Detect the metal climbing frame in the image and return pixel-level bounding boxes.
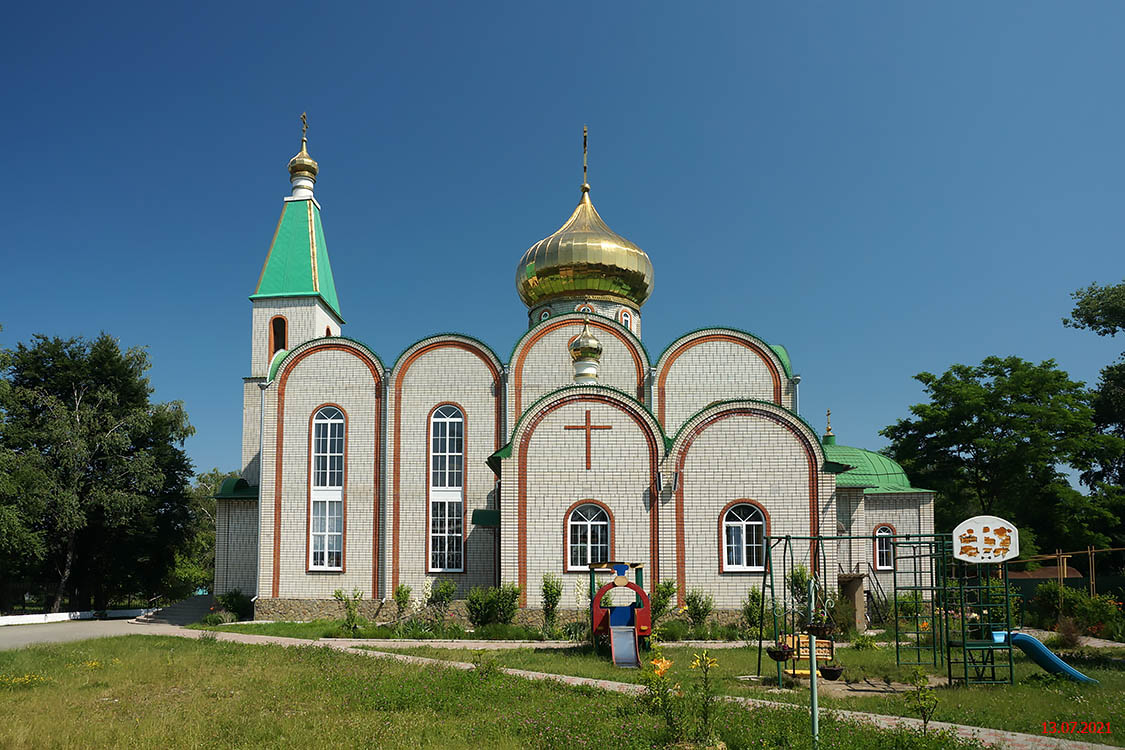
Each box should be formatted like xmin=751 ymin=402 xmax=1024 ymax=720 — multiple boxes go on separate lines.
xmin=944 ymin=559 xmax=1014 ymax=685
xmin=891 ymin=535 xmax=950 ymax=669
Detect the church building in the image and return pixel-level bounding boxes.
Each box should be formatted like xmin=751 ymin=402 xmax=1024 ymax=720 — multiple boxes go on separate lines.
xmin=214 ymin=126 xmax=934 ymax=620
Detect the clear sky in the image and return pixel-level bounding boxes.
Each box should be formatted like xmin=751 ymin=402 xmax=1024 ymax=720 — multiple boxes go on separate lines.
xmin=4 ymin=2 xmax=1122 ymax=476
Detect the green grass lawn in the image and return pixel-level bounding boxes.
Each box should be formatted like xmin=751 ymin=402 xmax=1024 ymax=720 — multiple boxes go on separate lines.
xmin=387 ymin=642 xmax=1125 ymax=745
xmin=0 ymin=636 xmax=993 ymax=749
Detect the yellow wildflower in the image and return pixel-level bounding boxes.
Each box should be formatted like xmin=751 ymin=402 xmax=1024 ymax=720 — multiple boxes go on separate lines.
xmin=650 ymin=657 xmax=672 ymax=676
xmin=689 ymin=651 xmax=720 ymax=670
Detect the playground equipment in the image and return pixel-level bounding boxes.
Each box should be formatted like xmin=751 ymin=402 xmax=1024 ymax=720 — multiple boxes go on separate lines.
xmin=1009 ymin=633 xmax=1098 ymax=683
xmin=589 ymin=562 xmax=650 ymax=668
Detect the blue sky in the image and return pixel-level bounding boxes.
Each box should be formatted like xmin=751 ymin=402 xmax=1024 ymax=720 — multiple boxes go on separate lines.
xmin=3 ymin=2 xmax=1122 ymax=476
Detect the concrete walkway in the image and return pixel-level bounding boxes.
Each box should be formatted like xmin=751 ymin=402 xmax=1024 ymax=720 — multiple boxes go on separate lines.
xmin=1 ymin=622 xmax=1114 ymax=749
xmin=0 ymin=619 xmax=186 ymax=650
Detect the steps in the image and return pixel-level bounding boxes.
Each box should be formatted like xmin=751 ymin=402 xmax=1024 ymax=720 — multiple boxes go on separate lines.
xmin=134 ymin=594 xmax=214 ymax=626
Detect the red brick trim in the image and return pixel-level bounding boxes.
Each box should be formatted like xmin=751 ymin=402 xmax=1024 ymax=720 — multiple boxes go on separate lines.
xmin=873 ymin=523 xmax=897 ymax=571
xmin=512 ymin=318 xmax=646 ymax=417
xmin=517 ymin=393 xmax=660 ymax=606
xmin=563 ymin=499 xmax=616 ymax=573
xmin=674 ymin=407 xmax=819 ymax=606
xmin=269 ymin=315 xmax=288 ymax=358
xmin=656 ymin=334 xmax=783 ymax=427
xmin=273 ymin=344 xmax=381 ymax=599
xmin=717 ymin=499 xmax=770 ymax=574
xmin=425 ymin=401 xmax=469 ymax=575
xmin=392 ymin=341 xmax=502 ymax=592
xmin=306 ymin=403 xmax=348 ymax=573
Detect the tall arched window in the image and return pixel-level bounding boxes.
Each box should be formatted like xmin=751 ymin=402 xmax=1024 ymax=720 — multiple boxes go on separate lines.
xmin=723 ymin=503 xmax=766 ymax=571
xmin=619 ymin=309 xmax=632 ymax=330
xmin=429 ymin=404 xmax=464 ymax=572
xmin=568 ymin=503 xmax=610 ymax=570
xmin=875 ymin=525 xmax=894 ymax=570
xmin=310 ymin=406 xmax=345 ymax=570
xmin=270 ymin=316 xmax=288 ymax=357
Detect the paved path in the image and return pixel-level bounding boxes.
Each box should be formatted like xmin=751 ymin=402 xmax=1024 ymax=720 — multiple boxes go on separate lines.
xmin=0 ymin=619 xmax=186 ymax=650
xmin=1 ymin=622 xmax=1115 ymax=749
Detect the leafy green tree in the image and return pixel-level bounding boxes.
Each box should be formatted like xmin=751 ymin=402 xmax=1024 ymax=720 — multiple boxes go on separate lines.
xmin=163 ymin=468 xmax=239 ymax=600
xmin=1065 ymin=281 xmax=1125 ymax=486
xmin=1 ymin=334 xmax=194 ymax=611
xmin=881 ymin=356 xmax=1121 ymax=553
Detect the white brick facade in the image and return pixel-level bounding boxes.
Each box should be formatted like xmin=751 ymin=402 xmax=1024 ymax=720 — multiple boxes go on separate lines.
xmin=223 ymin=179 xmax=933 ymax=621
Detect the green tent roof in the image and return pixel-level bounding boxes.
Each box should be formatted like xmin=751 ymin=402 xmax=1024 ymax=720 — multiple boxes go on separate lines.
xmin=250 ymin=198 xmax=343 ymax=320
xmin=821 ymin=437 xmax=930 ymax=494
xmin=214 ymin=477 xmax=259 ymax=500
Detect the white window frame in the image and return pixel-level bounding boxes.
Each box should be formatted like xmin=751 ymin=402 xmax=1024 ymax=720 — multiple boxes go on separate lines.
xmin=723 ymin=503 xmax=766 ymax=572
xmin=539 ymin=309 xmax=551 ymax=322
xmin=620 ymin=310 xmax=632 ymax=330
xmin=429 ymin=405 xmax=464 ymax=573
xmin=567 ymin=503 xmax=610 ymax=572
xmin=575 ymin=303 xmax=594 ymax=314
xmin=875 ymin=525 xmax=894 ymax=570
xmin=310 ymin=406 xmax=344 ymax=571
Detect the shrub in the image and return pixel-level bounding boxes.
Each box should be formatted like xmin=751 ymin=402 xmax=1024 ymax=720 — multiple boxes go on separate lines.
xmin=1055 ymin=616 xmax=1082 ymax=649
xmin=333 ymin=588 xmax=365 ymax=636
xmin=465 ymin=584 xmax=522 ymax=627
xmin=1032 ymin=582 xmax=1122 ymax=637
xmin=741 ymin=587 xmax=764 ymax=634
xmin=851 ymin=632 xmax=880 ymax=651
xmin=903 ymin=666 xmax=939 ymax=734
xmin=829 ymin=595 xmax=857 ymax=637
xmin=428 ymin=579 xmax=457 ymax=620
xmin=495 ymin=583 xmax=521 ymax=624
xmin=655 ymin=619 xmax=688 ymax=642
xmin=215 ymin=589 xmax=253 ymax=621
xmin=200 ymin=611 xmax=235 ymax=626
xmin=393 ymin=584 xmax=412 ymax=619
xmin=684 ymin=589 xmax=713 ymax=629
xmin=466 ymin=586 xmax=497 ymax=628
xmin=895 ymin=593 xmax=924 ymax=619
xmin=650 ymin=580 xmax=678 ymax=626
xmin=542 ymin=573 xmax=563 ymax=632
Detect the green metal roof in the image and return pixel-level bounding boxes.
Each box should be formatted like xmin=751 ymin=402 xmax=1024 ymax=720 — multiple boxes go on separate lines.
xmin=768 ymin=344 xmax=792 ymax=378
xmin=471 ymin=509 xmax=500 ymax=527
xmin=214 ymin=477 xmax=258 ymax=500
xmin=250 ymin=199 xmax=343 ymax=321
xmin=820 ymin=437 xmax=930 ymax=494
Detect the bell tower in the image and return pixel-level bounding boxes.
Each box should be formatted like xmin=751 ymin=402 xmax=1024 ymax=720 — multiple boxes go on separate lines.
xmin=248 ymin=114 xmax=344 ymax=378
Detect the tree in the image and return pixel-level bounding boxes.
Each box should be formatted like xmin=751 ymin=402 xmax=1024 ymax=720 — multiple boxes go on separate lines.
xmin=1065 ymin=281 xmax=1125 ymax=486
xmin=163 ymin=468 xmax=239 ymax=599
xmin=881 ymin=356 xmax=1122 ymax=554
xmin=0 ymin=334 xmax=194 ymax=611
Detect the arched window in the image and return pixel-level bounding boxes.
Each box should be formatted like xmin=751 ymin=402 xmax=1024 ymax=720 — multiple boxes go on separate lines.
xmin=310 ymin=406 xmax=345 ymax=570
xmin=325 ymin=326 xmax=332 ymax=337
xmin=575 ymin=303 xmax=594 ymax=314
xmin=539 ymin=309 xmax=551 ymax=322
xmin=619 ymin=309 xmax=632 ymax=330
xmin=568 ymin=503 xmax=610 ymax=570
xmin=270 ymin=316 xmax=288 ymax=357
xmin=875 ymin=525 xmax=894 ymax=570
xmin=429 ymin=404 xmax=464 ymax=572
xmin=723 ymin=503 xmax=766 ymax=571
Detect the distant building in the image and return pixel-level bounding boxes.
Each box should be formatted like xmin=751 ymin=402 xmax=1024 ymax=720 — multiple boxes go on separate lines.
xmin=214 ymin=127 xmax=934 ymax=619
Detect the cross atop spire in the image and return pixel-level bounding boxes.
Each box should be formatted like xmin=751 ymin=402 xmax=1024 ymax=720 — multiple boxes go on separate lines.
xmin=582 ymin=125 xmax=589 ymax=193
xmin=301 ymin=111 xmax=309 ymax=141
xmin=825 ymin=409 xmax=834 ymax=436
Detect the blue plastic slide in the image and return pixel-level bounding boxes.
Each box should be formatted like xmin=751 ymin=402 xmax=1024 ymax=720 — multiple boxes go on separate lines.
xmin=1009 ymin=632 xmax=1098 ymax=683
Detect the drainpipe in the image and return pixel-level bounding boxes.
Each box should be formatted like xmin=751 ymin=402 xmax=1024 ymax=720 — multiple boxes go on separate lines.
xmin=791 ymin=375 xmax=802 ymax=415
xmin=255 ymin=379 xmax=272 ymax=600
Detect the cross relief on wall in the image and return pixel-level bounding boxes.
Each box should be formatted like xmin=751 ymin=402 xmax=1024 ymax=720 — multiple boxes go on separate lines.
xmin=563 ymin=409 xmax=613 ymax=470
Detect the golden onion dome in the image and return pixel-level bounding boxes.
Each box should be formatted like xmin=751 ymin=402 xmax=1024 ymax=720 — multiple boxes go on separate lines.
xmin=569 ymin=318 xmax=603 ymax=362
xmin=288 ymin=135 xmax=319 ymax=183
xmin=517 ymin=184 xmax=654 ymax=308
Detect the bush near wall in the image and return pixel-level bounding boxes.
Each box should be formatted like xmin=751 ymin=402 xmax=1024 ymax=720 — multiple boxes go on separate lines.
xmin=1030 ymin=581 xmax=1124 ymax=641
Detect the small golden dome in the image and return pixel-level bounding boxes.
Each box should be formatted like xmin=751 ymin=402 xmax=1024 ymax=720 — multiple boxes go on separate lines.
xmin=569 ymin=318 xmax=603 ymax=362
xmin=288 ymin=136 xmax=319 ymax=182
xmin=517 ymin=185 xmax=654 ymax=308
